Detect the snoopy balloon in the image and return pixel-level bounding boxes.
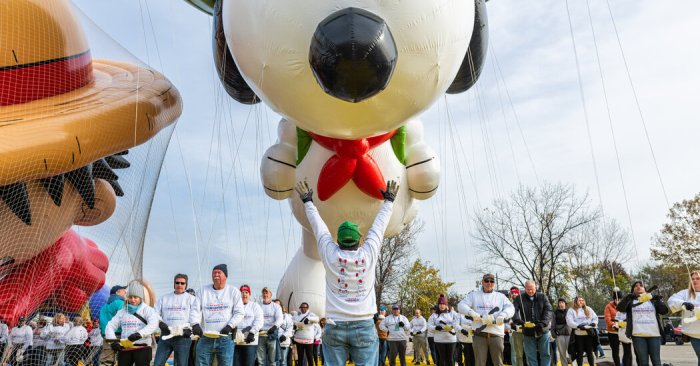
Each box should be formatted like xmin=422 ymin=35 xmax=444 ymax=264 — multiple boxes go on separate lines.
xmin=187 ymin=0 xmax=488 ymax=315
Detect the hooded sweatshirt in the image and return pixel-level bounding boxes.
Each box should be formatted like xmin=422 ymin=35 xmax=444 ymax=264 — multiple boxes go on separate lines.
xmin=428 ymin=310 xmax=461 ymax=343
xmin=458 ymin=290 xmax=515 ymax=336
xmin=100 ymin=294 xmax=125 ymax=335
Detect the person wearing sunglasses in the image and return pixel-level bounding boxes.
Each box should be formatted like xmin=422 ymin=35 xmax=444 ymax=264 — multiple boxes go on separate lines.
xmin=153 ymin=274 xmax=201 ymax=366
xmin=458 ymin=273 xmax=514 ymax=366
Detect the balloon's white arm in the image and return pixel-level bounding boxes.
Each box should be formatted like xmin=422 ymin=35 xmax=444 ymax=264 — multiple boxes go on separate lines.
xmin=261 ymin=119 xmax=297 ymax=200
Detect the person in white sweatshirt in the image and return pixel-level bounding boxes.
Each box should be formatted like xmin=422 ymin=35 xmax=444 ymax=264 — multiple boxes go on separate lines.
xmin=9 ymin=317 xmax=32 ymax=365
xmin=42 ymin=313 xmax=70 ymax=366
xmin=379 ymin=305 xmax=410 ymax=366
xmin=233 ymin=285 xmax=264 ymax=366
xmin=0 ymin=319 xmax=8 ymax=358
xmin=295 ymin=179 xmax=398 ymax=366
xmin=457 ymin=313 xmax=474 ymax=366
xmin=410 ymin=309 xmax=429 ymax=364
xmin=565 ymin=296 xmax=598 ymax=366
xmin=194 ymin=264 xmax=245 ymax=366
xmin=257 ymin=287 xmax=283 ymax=366
xmin=429 ymin=295 xmax=461 ymax=366
xmin=153 ymin=273 xmax=200 ymax=366
xmin=63 ymin=316 xmax=88 ymax=366
xmin=668 ymin=270 xmax=700 ymax=364
xmin=292 ymin=302 xmax=320 ymax=366
xmin=87 ymin=320 xmax=104 ymax=366
xmin=274 ymin=299 xmax=294 ymax=366
xmin=106 ymin=279 xmax=159 ymax=366
xmin=457 ymin=274 xmax=515 ymax=366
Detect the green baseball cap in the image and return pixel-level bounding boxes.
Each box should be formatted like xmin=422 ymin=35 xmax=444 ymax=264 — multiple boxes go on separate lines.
xmin=337 ymin=221 xmax=361 ymax=247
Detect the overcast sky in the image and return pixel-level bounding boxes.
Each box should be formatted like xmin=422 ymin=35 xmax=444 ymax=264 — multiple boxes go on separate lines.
xmin=72 ymin=0 xmax=700 ymax=298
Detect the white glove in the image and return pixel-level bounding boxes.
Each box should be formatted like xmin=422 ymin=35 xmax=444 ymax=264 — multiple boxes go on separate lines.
xmin=496 ymin=316 xmax=505 ymax=326
xmin=468 ymin=311 xmax=481 ymax=322
xmin=484 ymin=315 xmax=494 ymax=325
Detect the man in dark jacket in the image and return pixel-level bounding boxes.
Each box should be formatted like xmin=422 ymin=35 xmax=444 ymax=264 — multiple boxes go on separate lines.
xmin=512 ymin=280 xmax=553 ymax=366
xmin=617 ymin=281 xmax=669 ymax=366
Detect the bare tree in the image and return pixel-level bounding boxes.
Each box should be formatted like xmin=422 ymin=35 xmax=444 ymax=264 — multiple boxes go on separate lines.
xmin=473 ymin=183 xmax=600 ymax=300
xmin=375 ymin=220 xmax=424 ymax=305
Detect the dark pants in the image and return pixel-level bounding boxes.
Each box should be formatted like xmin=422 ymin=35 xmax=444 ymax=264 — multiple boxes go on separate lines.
xmin=234 ymin=345 xmax=258 ymax=366
xmin=387 ymin=340 xmax=406 ymax=366
xmin=65 ymin=345 xmax=87 ymax=366
xmin=117 ymin=347 xmax=152 ymax=366
xmin=295 ymin=342 xmax=314 ymax=366
xmin=312 ymin=344 xmax=320 ymax=366
xmin=632 ymin=336 xmax=662 ymax=366
xmin=428 ymin=337 xmax=437 ymax=364
xmin=457 ymin=342 xmax=474 ymax=366
xmin=608 ymin=333 xmax=621 ymax=366
xmin=573 ymin=335 xmax=594 ymax=366
xmin=621 ymin=341 xmax=632 ymax=366
xmin=27 ymin=345 xmax=46 ymax=366
xmin=434 ymin=343 xmax=455 ymax=366
xmin=9 ymin=345 xmax=26 ymax=366
xmin=378 ymin=339 xmax=388 ymax=366
xmin=89 ymin=345 xmax=102 ymax=366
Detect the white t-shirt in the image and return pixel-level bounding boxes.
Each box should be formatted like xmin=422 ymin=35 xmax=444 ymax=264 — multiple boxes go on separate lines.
xmin=566 ymin=307 xmax=597 ymax=336
xmin=458 ymin=290 xmax=515 ymax=336
xmin=458 ymin=316 xmax=473 ymax=344
xmin=410 ymin=316 xmax=427 ymax=335
xmin=105 ymin=305 xmax=159 ymax=346
xmin=155 ymin=292 xmax=201 ymax=328
xmin=63 ymin=326 xmax=88 ymax=346
xmin=197 ymin=284 xmax=245 ymax=333
xmin=379 ymin=314 xmax=410 ymax=341
xmin=292 ymin=311 xmax=319 ymax=344
xmin=237 ymin=301 xmax=264 ymax=346
xmin=668 ymin=289 xmax=700 ymax=338
xmin=89 ymin=328 xmax=103 ymax=347
xmin=10 ymin=325 xmax=32 ymax=350
xmin=305 ymin=201 xmax=393 ymax=322
xmin=279 ymin=313 xmax=294 ymax=347
xmin=428 ymin=311 xmax=461 ymax=343
xmin=260 ymin=302 xmax=283 ymax=331
xmin=0 ymin=323 xmax=8 ymax=343
xmin=630 ymin=300 xmax=660 ymax=337
xmin=41 ymin=324 xmax=70 ymax=350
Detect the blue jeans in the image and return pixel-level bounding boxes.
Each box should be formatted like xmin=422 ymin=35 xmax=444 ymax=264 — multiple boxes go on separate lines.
xmin=323 ymin=319 xmax=378 ymax=366
xmin=689 ymin=336 xmax=700 ymax=366
xmin=632 ymin=336 xmax=661 ymax=366
xmin=523 ymin=333 xmax=550 ymax=366
xmin=154 ymin=336 xmax=192 ymax=366
xmin=378 ymin=339 xmax=388 ymax=366
xmin=196 ymin=336 xmax=234 ymax=366
xmin=278 ymin=347 xmax=289 ymax=366
xmin=256 ymin=334 xmax=278 ymax=366
xmin=234 ymin=345 xmax=257 ymax=366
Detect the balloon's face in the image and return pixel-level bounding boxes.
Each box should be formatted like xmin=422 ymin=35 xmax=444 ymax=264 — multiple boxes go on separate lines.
xmin=0 ymin=179 xmax=116 ymax=269
xmin=223 ymin=0 xmax=474 ymax=139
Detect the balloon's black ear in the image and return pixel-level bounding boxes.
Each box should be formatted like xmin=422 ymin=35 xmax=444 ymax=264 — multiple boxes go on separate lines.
xmin=213 ymin=0 xmax=260 ymax=104
xmin=446 ymin=0 xmax=489 ymax=94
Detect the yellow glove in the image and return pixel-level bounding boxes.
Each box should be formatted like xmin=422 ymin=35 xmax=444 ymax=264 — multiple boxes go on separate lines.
xmin=618 ymin=321 xmax=627 ymax=328
xmin=120 ymin=339 xmax=135 ymax=348
xmin=524 ymin=322 xmax=536 ymax=328
xmin=638 ymin=293 xmax=653 ymax=303
xmin=443 ymin=325 xmax=453 ymax=332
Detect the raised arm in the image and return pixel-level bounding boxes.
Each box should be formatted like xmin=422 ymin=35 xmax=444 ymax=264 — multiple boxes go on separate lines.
xmin=296 ymin=180 xmax=333 ymax=251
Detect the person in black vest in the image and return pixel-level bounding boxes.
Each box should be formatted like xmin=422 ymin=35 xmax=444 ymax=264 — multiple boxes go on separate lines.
xmin=512 ymin=280 xmax=553 ymax=366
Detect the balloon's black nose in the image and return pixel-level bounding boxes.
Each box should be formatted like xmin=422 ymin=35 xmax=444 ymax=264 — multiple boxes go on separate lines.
xmin=309 ymin=8 xmax=397 ymax=103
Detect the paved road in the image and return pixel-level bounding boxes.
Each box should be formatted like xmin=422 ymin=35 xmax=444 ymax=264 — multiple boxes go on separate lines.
xmin=598 ymin=344 xmax=696 ymax=366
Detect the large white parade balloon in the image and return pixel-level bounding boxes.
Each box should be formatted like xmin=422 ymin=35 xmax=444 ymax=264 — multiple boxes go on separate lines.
xmin=187 ymin=0 xmax=489 ymax=315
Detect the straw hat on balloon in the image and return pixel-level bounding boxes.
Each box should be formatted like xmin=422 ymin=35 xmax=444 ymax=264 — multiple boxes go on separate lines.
xmin=0 ymin=0 xmax=182 ymax=187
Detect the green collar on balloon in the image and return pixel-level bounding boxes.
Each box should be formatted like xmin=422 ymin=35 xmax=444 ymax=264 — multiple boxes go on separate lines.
xmin=296 ymin=126 xmax=406 ymax=165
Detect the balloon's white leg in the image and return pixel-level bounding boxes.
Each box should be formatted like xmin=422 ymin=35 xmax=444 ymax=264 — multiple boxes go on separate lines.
xmin=276 ymin=229 xmax=327 ymax=317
